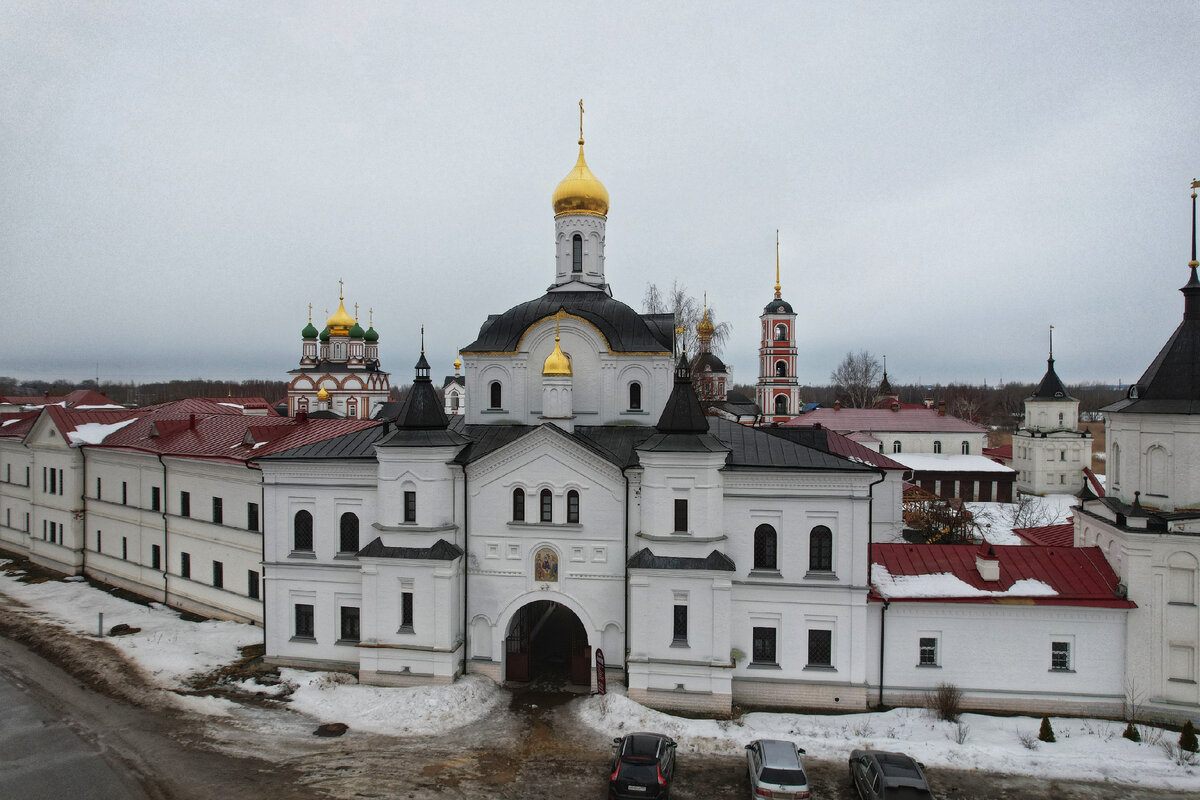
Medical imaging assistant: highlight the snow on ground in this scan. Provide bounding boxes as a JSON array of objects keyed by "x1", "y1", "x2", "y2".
[
  {"x1": 968, "y1": 493, "x2": 1080, "y2": 545},
  {"x1": 575, "y1": 692, "x2": 1200, "y2": 790}
]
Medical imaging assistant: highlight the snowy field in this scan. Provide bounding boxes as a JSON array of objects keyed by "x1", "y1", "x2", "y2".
[
  {"x1": 3, "y1": 557, "x2": 1197, "y2": 789},
  {"x1": 575, "y1": 691, "x2": 1200, "y2": 791}
]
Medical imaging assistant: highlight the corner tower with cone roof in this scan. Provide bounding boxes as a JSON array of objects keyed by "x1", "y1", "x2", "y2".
[
  {"x1": 1012, "y1": 327, "x2": 1091, "y2": 494},
  {"x1": 286, "y1": 282, "x2": 391, "y2": 419},
  {"x1": 756, "y1": 231, "x2": 801, "y2": 423}
]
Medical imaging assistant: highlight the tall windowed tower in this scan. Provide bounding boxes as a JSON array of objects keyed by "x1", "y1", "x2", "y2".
[{"x1": 756, "y1": 233, "x2": 800, "y2": 423}]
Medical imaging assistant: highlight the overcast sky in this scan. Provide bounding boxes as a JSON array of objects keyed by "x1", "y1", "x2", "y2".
[{"x1": 3, "y1": 1, "x2": 1197, "y2": 390}]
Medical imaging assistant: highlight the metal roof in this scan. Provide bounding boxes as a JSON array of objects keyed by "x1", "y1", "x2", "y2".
[
  {"x1": 627, "y1": 548, "x2": 736, "y2": 571},
  {"x1": 1030, "y1": 357, "x2": 1073, "y2": 400},
  {"x1": 784, "y1": 406, "x2": 987, "y2": 434},
  {"x1": 357, "y1": 538, "x2": 463, "y2": 560}
]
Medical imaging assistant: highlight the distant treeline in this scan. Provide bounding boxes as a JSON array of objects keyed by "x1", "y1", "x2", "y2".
[{"x1": 0, "y1": 377, "x2": 289, "y2": 407}]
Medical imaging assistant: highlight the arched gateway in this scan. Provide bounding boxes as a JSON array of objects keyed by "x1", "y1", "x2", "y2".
[{"x1": 504, "y1": 599, "x2": 592, "y2": 687}]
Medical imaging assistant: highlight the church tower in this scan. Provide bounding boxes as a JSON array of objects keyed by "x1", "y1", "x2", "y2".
[
  {"x1": 550, "y1": 101, "x2": 609, "y2": 293},
  {"x1": 1012, "y1": 328, "x2": 1092, "y2": 494},
  {"x1": 756, "y1": 233, "x2": 800, "y2": 423}
]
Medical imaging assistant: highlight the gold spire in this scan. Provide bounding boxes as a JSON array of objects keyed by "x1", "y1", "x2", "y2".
[
  {"x1": 697, "y1": 292, "x2": 714, "y2": 339},
  {"x1": 774, "y1": 230, "x2": 782, "y2": 299},
  {"x1": 542, "y1": 311, "x2": 572, "y2": 376},
  {"x1": 552, "y1": 101, "x2": 609, "y2": 217}
]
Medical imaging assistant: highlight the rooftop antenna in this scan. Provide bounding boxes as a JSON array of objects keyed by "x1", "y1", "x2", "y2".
[{"x1": 774, "y1": 229, "x2": 782, "y2": 299}]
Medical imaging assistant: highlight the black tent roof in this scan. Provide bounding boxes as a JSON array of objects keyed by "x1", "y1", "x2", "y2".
[{"x1": 1030, "y1": 357, "x2": 1073, "y2": 400}]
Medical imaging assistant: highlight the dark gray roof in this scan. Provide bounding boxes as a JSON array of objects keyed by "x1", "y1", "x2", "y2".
[
  {"x1": 627, "y1": 548, "x2": 735, "y2": 571},
  {"x1": 305, "y1": 410, "x2": 343, "y2": 419},
  {"x1": 1030, "y1": 357, "x2": 1072, "y2": 400},
  {"x1": 460, "y1": 291, "x2": 673, "y2": 354},
  {"x1": 260, "y1": 425, "x2": 385, "y2": 459},
  {"x1": 373, "y1": 401, "x2": 405, "y2": 420},
  {"x1": 357, "y1": 537, "x2": 463, "y2": 560},
  {"x1": 763, "y1": 297, "x2": 793, "y2": 314},
  {"x1": 656, "y1": 354, "x2": 710, "y2": 434},
  {"x1": 378, "y1": 427, "x2": 471, "y2": 447},
  {"x1": 710, "y1": 418, "x2": 874, "y2": 471},
  {"x1": 452, "y1": 424, "x2": 537, "y2": 464},
  {"x1": 389, "y1": 378, "x2": 448, "y2": 430},
  {"x1": 1105, "y1": 267, "x2": 1200, "y2": 415},
  {"x1": 443, "y1": 375, "x2": 465, "y2": 387},
  {"x1": 693, "y1": 351, "x2": 727, "y2": 373}
]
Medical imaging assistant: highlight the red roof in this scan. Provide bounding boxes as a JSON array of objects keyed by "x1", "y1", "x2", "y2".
[
  {"x1": 1, "y1": 389, "x2": 121, "y2": 409},
  {"x1": 1083, "y1": 467, "x2": 1106, "y2": 498},
  {"x1": 786, "y1": 406, "x2": 987, "y2": 434},
  {"x1": 0, "y1": 411, "x2": 40, "y2": 439},
  {"x1": 870, "y1": 543, "x2": 1134, "y2": 608},
  {"x1": 44, "y1": 407, "x2": 145, "y2": 444},
  {"x1": 1012, "y1": 522, "x2": 1075, "y2": 547},
  {"x1": 983, "y1": 443, "x2": 1012, "y2": 461},
  {"x1": 823, "y1": 429, "x2": 907, "y2": 471}
]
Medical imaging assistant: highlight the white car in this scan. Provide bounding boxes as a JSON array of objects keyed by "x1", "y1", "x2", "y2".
[{"x1": 745, "y1": 739, "x2": 809, "y2": 799}]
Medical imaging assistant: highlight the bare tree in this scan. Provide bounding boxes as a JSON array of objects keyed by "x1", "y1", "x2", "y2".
[
  {"x1": 830, "y1": 350, "x2": 882, "y2": 408},
  {"x1": 1006, "y1": 493, "x2": 1066, "y2": 529},
  {"x1": 642, "y1": 281, "x2": 731, "y2": 357}
]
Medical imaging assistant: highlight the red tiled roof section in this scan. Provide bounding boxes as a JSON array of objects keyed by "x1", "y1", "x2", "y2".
[
  {"x1": 823, "y1": 429, "x2": 907, "y2": 471},
  {"x1": 0, "y1": 411, "x2": 41, "y2": 439},
  {"x1": 870, "y1": 543, "x2": 1133, "y2": 608},
  {"x1": 1, "y1": 389, "x2": 119, "y2": 408},
  {"x1": 45, "y1": 407, "x2": 145, "y2": 442},
  {"x1": 983, "y1": 443, "x2": 1012, "y2": 461},
  {"x1": 1012, "y1": 522, "x2": 1075, "y2": 547},
  {"x1": 785, "y1": 407, "x2": 987, "y2": 434},
  {"x1": 1083, "y1": 467, "x2": 1106, "y2": 497},
  {"x1": 135, "y1": 397, "x2": 274, "y2": 416}
]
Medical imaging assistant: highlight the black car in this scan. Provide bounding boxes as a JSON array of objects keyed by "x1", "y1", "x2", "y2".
[
  {"x1": 849, "y1": 749, "x2": 934, "y2": 800},
  {"x1": 610, "y1": 732, "x2": 677, "y2": 799}
]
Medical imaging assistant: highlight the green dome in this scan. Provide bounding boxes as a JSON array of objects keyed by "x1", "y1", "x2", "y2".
[
  {"x1": 302, "y1": 322, "x2": 319, "y2": 339},
  {"x1": 349, "y1": 322, "x2": 365, "y2": 339},
  {"x1": 364, "y1": 326, "x2": 379, "y2": 342},
  {"x1": 319, "y1": 326, "x2": 330, "y2": 342}
]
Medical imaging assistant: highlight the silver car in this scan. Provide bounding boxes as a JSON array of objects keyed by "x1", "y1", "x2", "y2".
[{"x1": 745, "y1": 739, "x2": 810, "y2": 799}]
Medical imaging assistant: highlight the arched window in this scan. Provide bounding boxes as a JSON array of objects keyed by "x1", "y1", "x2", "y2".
[
  {"x1": 809, "y1": 526, "x2": 833, "y2": 572},
  {"x1": 961, "y1": 441, "x2": 970, "y2": 455},
  {"x1": 512, "y1": 489, "x2": 525, "y2": 522},
  {"x1": 540, "y1": 489, "x2": 553, "y2": 523},
  {"x1": 774, "y1": 395, "x2": 787, "y2": 415},
  {"x1": 450, "y1": 394, "x2": 459, "y2": 411},
  {"x1": 753, "y1": 524, "x2": 777, "y2": 570},
  {"x1": 933, "y1": 441, "x2": 942, "y2": 454},
  {"x1": 298, "y1": 397, "x2": 308, "y2": 412},
  {"x1": 774, "y1": 323, "x2": 787, "y2": 341},
  {"x1": 629, "y1": 382, "x2": 642, "y2": 411},
  {"x1": 1112, "y1": 443, "x2": 1121, "y2": 485},
  {"x1": 567, "y1": 490, "x2": 580, "y2": 524},
  {"x1": 1147, "y1": 445, "x2": 1168, "y2": 495},
  {"x1": 339, "y1": 512, "x2": 359, "y2": 553},
  {"x1": 893, "y1": 441, "x2": 902, "y2": 453},
  {"x1": 571, "y1": 234, "x2": 583, "y2": 272},
  {"x1": 293, "y1": 510, "x2": 313, "y2": 552},
  {"x1": 489, "y1": 381, "x2": 502, "y2": 409},
  {"x1": 1058, "y1": 412, "x2": 1064, "y2": 426},
  {"x1": 775, "y1": 361, "x2": 787, "y2": 377}
]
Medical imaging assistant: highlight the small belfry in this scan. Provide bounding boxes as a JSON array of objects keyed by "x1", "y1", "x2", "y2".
[
  {"x1": 551, "y1": 100, "x2": 610, "y2": 292},
  {"x1": 540, "y1": 310, "x2": 575, "y2": 430},
  {"x1": 286, "y1": 282, "x2": 391, "y2": 419},
  {"x1": 756, "y1": 231, "x2": 801, "y2": 422},
  {"x1": 693, "y1": 292, "x2": 730, "y2": 404}
]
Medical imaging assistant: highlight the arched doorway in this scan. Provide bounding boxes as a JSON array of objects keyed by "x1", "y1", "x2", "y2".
[{"x1": 504, "y1": 599, "x2": 591, "y2": 688}]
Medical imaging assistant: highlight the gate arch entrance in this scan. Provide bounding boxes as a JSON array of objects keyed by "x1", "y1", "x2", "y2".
[{"x1": 504, "y1": 599, "x2": 591, "y2": 689}]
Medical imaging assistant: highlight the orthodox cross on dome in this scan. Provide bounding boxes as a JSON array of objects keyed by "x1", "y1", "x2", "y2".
[
  {"x1": 579, "y1": 98, "x2": 585, "y2": 145},
  {"x1": 338, "y1": 278, "x2": 344, "y2": 301},
  {"x1": 307, "y1": 303, "x2": 312, "y2": 323},
  {"x1": 354, "y1": 302, "x2": 359, "y2": 321},
  {"x1": 1190, "y1": 178, "x2": 1199, "y2": 269},
  {"x1": 774, "y1": 229, "x2": 782, "y2": 299},
  {"x1": 369, "y1": 307, "x2": 374, "y2": 326},
  {"x1": 1049, "y1": 324, "x2": 1054, "y2": 358},
  {"x1": 420, "y1": 324, "x2": 425, "y2": 353}
]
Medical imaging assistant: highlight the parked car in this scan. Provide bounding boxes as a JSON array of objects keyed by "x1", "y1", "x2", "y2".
[
  {"x1": 609, "y1": 732, "x2": 677, "y2": 799},
  {"x1": 745, "y1": 738, "x2": 810, "y2": 799},
  {"x1": 848, "y1": 749, "x2": 934, "y2": 800}
]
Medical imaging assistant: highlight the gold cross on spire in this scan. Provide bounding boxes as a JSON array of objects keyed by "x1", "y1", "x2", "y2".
[
  {"x1": 307, "y1": 303, "x2": 312, "y2": 323},
  {"x1": 774, "y1": 229, "x2": 782, "y2": 299},
  {"x1": 579, "y1": 98, "x2": 585, "y2": 145},
  {"x1": 338, "y1": 278, "x2": 344, "y2": 301},
  {"x1": 354, "y1": 302, "x2": 359, "y2": 321},
  {"x1": 369, "y1": 307, "x2": 374, "y2": 327}
]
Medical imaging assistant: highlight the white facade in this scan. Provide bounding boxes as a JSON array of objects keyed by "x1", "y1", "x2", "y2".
[
  {"x1": 1013, "y1": 367, "x2": 1092, "y2": 495},
  {"x1": 1106, "y1": 412, "x2": 1200, "y2": 511}
]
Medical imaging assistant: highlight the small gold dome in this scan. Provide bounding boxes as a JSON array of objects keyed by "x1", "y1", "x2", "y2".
[
  {"x1": 326, "y1": 299, "x2": 356, "y2": 336},
  {"x1": 542, "y1": 335, "x2": 572, "y2": 376},
  {"x1": 453, "y1": 354, "x2": 462, "y2": 371},
  {"x1": 552, "y1": 141, "x2": 609, "y2": 218},
  {"x1": 697, "y1": 307, "x2": 714, "y2": 339},
  {"x1": 317, "y1": 386, "x2": 329, "y2": 401}
]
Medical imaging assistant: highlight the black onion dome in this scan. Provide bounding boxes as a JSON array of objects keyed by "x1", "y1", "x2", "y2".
[{"x1": 461, "y1": 291, "x2": 673, "y2": 354}]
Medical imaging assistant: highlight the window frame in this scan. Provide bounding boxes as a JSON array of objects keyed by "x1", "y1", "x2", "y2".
[
  {"x1": 672, "y1": 604, "x2": 688, "y2": 646},
  {"x1": 809, "y1": 526, "x2": 834, "y2": 573},
  {"x1": 339, "y1": 512, "x2": 360, "y2": 554},
  {"x1": 180, "y1": 551, "x2": 191, "y2": 579},
  {"x1": 151, "y1": 544, "x2": 161, "y2": 570},
  {"x1": 918, "y1": 636, "x2": 939, "y2": 667},
  {"x1": 512, "y1": 488, "x2": 525, "y2": 522},
  {"x1": 752, "y1": 626, "x2": 778, "y2": 665},
  {"x1": 933, "y1": 440, "x2": 942, "y2": 454},
  {"x1": 403, "y1": 490, "x2": 417, "y2": 523},
  {"x1": 212, "y1": 560, "x2": 224, "y2": 589},
  {"x1": 180, "y1": 491, "x2": 190, "y2": 518},
  {"x1": 212, "y1": 496, "x2": 223, "y2": 525},
  {"x1": 629, "y1": 381, "x2": 642, "y2": 411},
  {"x1": 248, "y1": 570, "x2": 260, "y2": 600},
  {"x1": 673, "y1": 498, "x2": 688, "y2": 533},
  {"x1": 567, "y1": 490, "x2": 580, "y2": 524},
  {"x1": 151, "y1": 486, "x2": 161, "y2": 512},
  {"x1": 807, "y1": 629, "x2": 833, "y2": 668},
  {"x1": 571, "y1": 233, "x2": 583, "y2": 272},
  {"x1": 400, "y1": 591, "x2": 414, "y2": 632},
  {"x1": 774, "y1": 395, "x2": 787, "y2": 415},
  {"x1": 753, "y1": 524, "x2": 778, "y2": 571},
  {"x1": 339, "y1": 606, "x2": 361, "y2": 643},
  {"x1": 293, "y1": 509, "x2": 314, "y2": 552},
  {"x1": 247, "y1": 502, "x2": 260, "y2": 532},
  {"x1": 1050, "y1": 640, "x2": 1073, "y2": 672},
  {"x1": 540, "y1": 489, "x2": 553, "y2": 523},
  {"x1": 294, "y1": 603, "x2": 315, "y2": 640},
  {"x1": 489, "y1": 381, "x2": 502, "y2": 410}
]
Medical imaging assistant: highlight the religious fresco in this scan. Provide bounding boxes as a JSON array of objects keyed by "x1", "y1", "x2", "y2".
[{"x1": 534, "y1": 548, "x2": 558, "y2": 582}]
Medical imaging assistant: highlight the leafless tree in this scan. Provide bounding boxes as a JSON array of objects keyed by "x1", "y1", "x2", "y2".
[
  {"x1": 830, "y1": 350, "x2": 882, "y2": 408},
  {"x1": 642, "y1": 281, "x2": 732, "y2": 358},
  {"x1": 1006, "y1": 493, "x2": 1066, "y2": 529}
]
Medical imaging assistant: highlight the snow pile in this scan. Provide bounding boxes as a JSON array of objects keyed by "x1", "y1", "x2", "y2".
[
  {"x1": 277, "y1": 669, "x2": 504, "y2": 736},
  {"x1": 871, "y1": 565, "x2": 1057, "y2": 599},
  {"x1": 67, "y1": 418, "x2": 138, "y2": 446},
  {"x1": 0, "y1": 568, "x2": 258, "y2": 686},
  {"x1": 574, "y1": 693, "x2": 1200, "y2": 790}
]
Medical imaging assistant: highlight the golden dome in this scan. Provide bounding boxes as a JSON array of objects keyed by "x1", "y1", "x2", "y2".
[
  {"x1": 552, "y1": 141, "x2": 609, "y2": 217},
  {"x1": 542, "y1": 336, "x2": 572, "y2": 376},
  {"x1": 453, "y1": 354, "x2": 462, "y2": 371},
  {"x1": 697, "y1": 307, "x2": 714, "y2": 339},
  {"x1": 325, "y1": 299, "x2": 356, "y2": 336},
  {"x1": 317, "y1": 386, "x2": 329, "y2": 401}
]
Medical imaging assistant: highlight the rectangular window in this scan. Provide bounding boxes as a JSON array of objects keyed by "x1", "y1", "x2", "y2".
[
  {"x1": 25, "y1": 466, "x2": 29, "y2": 486},
  {"x1": 1051, "y1": 641, "x2": 1072, "y2": 672},
  {"x1": 247, "y1": 502, "x2": 259, "y2": 532},
  {"x1": 672, "y1": 605, "x2": 688, "y2": 645},
  {"x1": 294, "y1": 603, "x2": 315, "y2": 639},
  {"x1": 42, "y1": 519, "x2": 47, "y2": 540},
  {"x1": 674, "y1": 498, "x2": 688, "y2": 532},
  {"x1": 919, "y1": 637, "x2": 938, "y2": 666},
  {"x1": 96, "y1": 476, "x2": 101, "y2": 499},
  {"x1": 96, "y1": 530, "x2": 102, "y2": 552},
  {"x1": 121, "y1": 537, "x2": 128, "y2": 560},
  {"x1": 540, "y1": 491, "x2": 553, "y2": 523},
  {"x1": 122, "y1": 482, "x2": 127, "y2": 505},
  {"x1": 808, "y1": 629, "x2": 833, "y2": 667},
  {"x1": 180, "y1": 552, "x2": 191, "y2": 579},
  {"x1": 180, "y1": 491, "x2": 190, "y2": 518},
  {"x1": 212, "y1": 561, "x2": 223, "y2": 589},
  {"x1": 404, "y1": 491, "x2": 416, "y2": 523},
  {"x1": 339, "y1": 606, "x2": 360, "y2": 642},
  {"x1": 42, "y1": 467, "x2": 47, "y2": 493},
  {"x1": 401, "y1": 592, "x2": 414, "y2": 631},
  {"x1": 50, "y1": 468, "x2": 57, "y2": 495},
  {"x1": 151, "y1": 487, "x2": 161, "y2": 512},
  {"x1": 212, "y1": 497, "x2": 223, "y2": 525},
  {"x1": 752, "y1": 627, "x2": 777, "y2": 665},
  {"x1": 151, "y1": 544, "x2": 161, "y2": 570},
  {"x1": 50, "y1": 521, "x2": 58, "y2": 544},
  {"x1": 58, "y1": 469, "x2": 63, "y2": 494},
  {"x1": 248, "y1": 570, "x2": 260, "y2": 600}
]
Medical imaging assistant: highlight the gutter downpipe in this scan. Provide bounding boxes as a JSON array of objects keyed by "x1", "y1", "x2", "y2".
[
  {"x1": 878, "y1": 598, "x2": 890, "y2": 708},
  {"x1": 157, "y1": 454, "x2": 169, "y2": 606},
  {"x1": 461, "y1": 464, "x2": 468, "y2": 680},
  {"x1": 622, "y1": 465, "x2": 631, "y2": 681},
  {"x1": 867, "y1": 467, "x2": 887, "y2": 709},
  {"x1": 79, "y1": 445, "x2": 87, "y2": 576}
]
